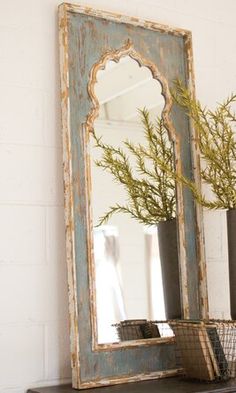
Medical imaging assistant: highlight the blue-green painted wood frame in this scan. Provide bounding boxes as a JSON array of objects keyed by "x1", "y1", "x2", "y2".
[{"x1": 59, "y1": 3, "x2": 208, "y2": 389}]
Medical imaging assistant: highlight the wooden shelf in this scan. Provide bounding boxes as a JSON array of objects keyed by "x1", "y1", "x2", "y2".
[{"x1": 27, "y1": 377, "x2": 236, "y2": 393}]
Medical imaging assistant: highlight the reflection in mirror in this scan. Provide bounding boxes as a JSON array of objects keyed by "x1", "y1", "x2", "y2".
[{"x1": 90, "y1": 56, "x2": 179, "y2": 344}]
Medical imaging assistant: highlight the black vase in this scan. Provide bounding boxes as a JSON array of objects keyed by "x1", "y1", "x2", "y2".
[
  {"x1": 227, "y1": 209, "x2": 236, "y2": 320},
  {"x1": 157, "y1": 218, "x2": 181, "y2": 320}
]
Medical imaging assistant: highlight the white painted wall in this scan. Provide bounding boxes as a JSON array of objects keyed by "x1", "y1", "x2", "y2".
[{"x1": 0, "y1": 0, "x2": 235, "y2": 392}]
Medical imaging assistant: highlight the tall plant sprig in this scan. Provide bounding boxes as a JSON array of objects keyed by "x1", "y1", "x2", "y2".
[
  {"x1": 91, "y1": 108, "x2": 176, "y2": 226},
  {"x1": 172, "y1": 80, "x2": 236, "y2": 210}
]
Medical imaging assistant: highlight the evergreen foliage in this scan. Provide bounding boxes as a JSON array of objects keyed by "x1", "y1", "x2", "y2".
[
  {"x1": 172, "y1": 80, "x2": 236, "y2": 210},
  {"x1": 91, "y1": 108, "x2": 176, "y2": 226}
]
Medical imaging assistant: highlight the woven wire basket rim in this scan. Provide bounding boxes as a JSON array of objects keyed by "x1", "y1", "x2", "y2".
[{"x1": 152, "y1": 319, "x2": 236, "y2": 325}]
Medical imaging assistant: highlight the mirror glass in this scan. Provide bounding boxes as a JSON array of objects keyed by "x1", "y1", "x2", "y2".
[{"x1": 90, "y1": 56, "x2": 177, "y2": 344}]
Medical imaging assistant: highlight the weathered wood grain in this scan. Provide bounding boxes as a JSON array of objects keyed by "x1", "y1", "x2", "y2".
[{"x1": 58, "y1": 2, "x2": 208, "y2": 389}]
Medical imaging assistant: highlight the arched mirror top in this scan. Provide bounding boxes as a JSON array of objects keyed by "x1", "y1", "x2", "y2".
[{"x1": 86, "y1": 40, "x2": 176, "y2": 142}]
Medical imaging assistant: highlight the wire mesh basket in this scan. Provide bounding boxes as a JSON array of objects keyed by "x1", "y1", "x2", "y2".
[
  {"x1": 169, "y1": 319, "x2": 236, "y2": 382},
  {"x1": 114, "y1": 318, "x2": 236, "y2": 382},
  {"x1": 113, "y1": 319, "x2": 161, "y2": 341}
]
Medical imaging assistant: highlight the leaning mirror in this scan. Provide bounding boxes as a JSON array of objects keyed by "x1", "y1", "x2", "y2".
[{"x1": 59, "y1": 3, "x2": 208, "y2": 389}]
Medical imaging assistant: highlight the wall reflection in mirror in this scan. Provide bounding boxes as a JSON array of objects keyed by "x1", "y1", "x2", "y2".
[{"x1": 90, "y1": 56, "x2": 179, "y2": 344}]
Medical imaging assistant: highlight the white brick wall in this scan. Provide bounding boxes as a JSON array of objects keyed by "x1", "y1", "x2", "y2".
[
  {"x1": 0, "y1": 1, "x2": 70, "y2": 391},
  {"x1": 0, "y1": 0, "x2": 235, "y2": 392}
]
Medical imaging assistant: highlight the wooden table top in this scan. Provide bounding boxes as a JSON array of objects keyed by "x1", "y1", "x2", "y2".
[{"x1": 27, "y1": 377, "x2": 236, "y2": 393}]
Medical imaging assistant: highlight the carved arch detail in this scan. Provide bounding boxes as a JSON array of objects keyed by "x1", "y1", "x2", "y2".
[{"x1": 86, "y1": 39, "x2": 177, "y2": 142}]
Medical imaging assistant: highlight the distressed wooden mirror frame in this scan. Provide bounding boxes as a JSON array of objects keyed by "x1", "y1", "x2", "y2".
[{"x1": 59, "y1": 3, "x2": 209, "y2": 389}]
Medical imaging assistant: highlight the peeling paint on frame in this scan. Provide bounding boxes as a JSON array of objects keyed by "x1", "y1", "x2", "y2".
[{"x1": 58, "y1": 2, "x2": 208, "y2": 389}]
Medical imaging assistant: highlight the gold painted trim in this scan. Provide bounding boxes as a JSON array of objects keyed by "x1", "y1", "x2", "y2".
[
  {"x1": 61, "y1": 2, "x2": 191, "y2": 37},
  {"x1": 94, "y1": 336, "x2": 175, "y2": 352},
  {"x1": 79, "y1": 368, "x2": 183, "y2": 389},
  {"x1": 183, "y1": 32, "x2": 209, "y2": 319},
  {"x1": 59, "y1": 3, "x2": 80, "y2": 387}
]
